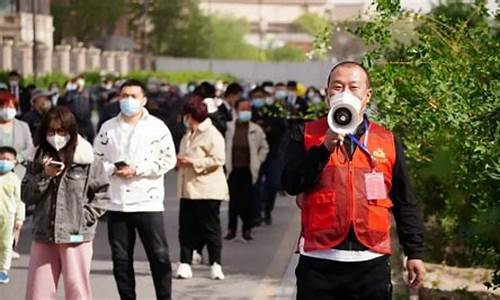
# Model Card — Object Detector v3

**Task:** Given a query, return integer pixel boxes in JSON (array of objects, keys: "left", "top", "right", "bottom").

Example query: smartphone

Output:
[
  {"left": 114, "top": 161, "right": 128, "bottom": 169},
  {"left": 48, "top": 160, "right": 64, "bottom": 169}
]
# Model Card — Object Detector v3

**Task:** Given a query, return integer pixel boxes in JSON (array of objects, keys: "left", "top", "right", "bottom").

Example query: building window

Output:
[{"left": 0, "top": 0, "right": 17, "bottom": 13}]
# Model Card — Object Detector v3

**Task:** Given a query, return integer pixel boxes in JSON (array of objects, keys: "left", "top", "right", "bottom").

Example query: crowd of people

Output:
[
  {"left": 1, "top": 62, "right": 426, "bottom": 299},
  {"left": 0, "top": 69, "right": 329, "bottom": 299}
]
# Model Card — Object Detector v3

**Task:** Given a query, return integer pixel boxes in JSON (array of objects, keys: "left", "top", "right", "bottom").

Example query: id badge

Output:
[
  {"left": 364, "top": 172, "right": 387, "bottom": 200},
  {"left": 69, "top": 234, "right": 84, "bottom": 243}
]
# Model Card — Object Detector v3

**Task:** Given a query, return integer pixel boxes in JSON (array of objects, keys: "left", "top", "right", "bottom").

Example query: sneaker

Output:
[
  {"left": 175, "top": 263, "right": 192, "bottom": 279},
  {"left": 210, "top": 263, "right": 225, "bottom": 280},
  {"left": 192, "top": 250, "right": 203, "bottom": 265},
  {"left": 242, "top": 230, "right": 253, "bottom": 241},
  {"left": 224, "top": 230, "right": 236, "bottom": 240},
  {"left": 0, "top": 271, "right": 9, "bottom": 284},
  {"left": 11, "top": 251, "right": 20, "bottom": 259}
]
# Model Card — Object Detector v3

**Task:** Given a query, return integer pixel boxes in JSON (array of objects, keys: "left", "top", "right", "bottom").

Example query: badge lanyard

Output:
[{"left": 346, "top": 119, "right": 375, "bottom": 170}]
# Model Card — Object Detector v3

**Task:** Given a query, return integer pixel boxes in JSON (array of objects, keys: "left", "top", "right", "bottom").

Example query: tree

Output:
[
  {"left": 265, "top": 44, "right": 305, "bottom": 62},
  {"left": 147, "top": 0, "right": 211, "bottom": 57},
  {"left": 293, "top": 12, "right": 331, "bottom": 36},
  {"left": 210, "top": 16, "right": 258, "bottom": 60},
  {"left": 51, "top": 0, "right": 127, "bottom": 45},
  {"left": 346, "top": 0, "right": 499, "bottom": 289}
]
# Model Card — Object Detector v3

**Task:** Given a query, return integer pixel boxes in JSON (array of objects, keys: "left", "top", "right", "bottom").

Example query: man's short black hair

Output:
[
  {"left": 235, "top": 98, "right": 251, "bottom": 110},
  {"left": 193, "top": 81, "right": 216, "bottom": 99},
  {"left": 326, "top": 61, "right": 371, "bottom": 88},
  {"left": 287, "top": 81, "right": 298, "bottom": 89},
  {"left": 120, "top": 79, "right": 146, "bottom": 94},
  {"left": 0, "top": 146, "right": 17, "bottom": 157},
  {"left": 8, "top": 70, "right": 21, "bottom": 78},
  {"left": 262, "top": 81, "right": 274, "bottom": 88},
  {"left": 225, "top": 82, "right": 243, "bottom": 97},
  {"left": 249, "top": 86, "right": 269, "bottom": 97}
]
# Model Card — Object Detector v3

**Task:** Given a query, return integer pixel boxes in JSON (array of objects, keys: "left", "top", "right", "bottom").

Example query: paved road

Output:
[{"left": 0, "top": 171, "right": 300, "bottom": 300}]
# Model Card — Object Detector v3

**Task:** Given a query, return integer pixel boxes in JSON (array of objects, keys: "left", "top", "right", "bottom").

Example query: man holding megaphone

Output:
[{"left": 282, "top": 61, "right": 425, "bottom": 299}]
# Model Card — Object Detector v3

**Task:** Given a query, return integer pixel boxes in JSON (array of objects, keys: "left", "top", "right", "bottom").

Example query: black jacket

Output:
[{"left": 281, "top": 118, "right": 424, "bottom": 259}]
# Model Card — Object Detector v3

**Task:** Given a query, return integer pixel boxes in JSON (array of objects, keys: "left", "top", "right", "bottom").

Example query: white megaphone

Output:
[{"left": 327, "top": 92, "right": 363, "bottom": 135}]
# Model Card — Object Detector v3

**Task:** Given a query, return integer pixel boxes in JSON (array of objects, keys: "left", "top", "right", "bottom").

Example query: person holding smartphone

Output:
[
  {"left": 21, "top": 106, "right": 109, "bottom": 300},
  {"left": 94, "top": 80, "right": 177, "bottom": 300}
]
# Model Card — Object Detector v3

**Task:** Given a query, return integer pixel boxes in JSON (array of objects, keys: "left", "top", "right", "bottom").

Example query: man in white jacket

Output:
[{"left": 94, "top": 80, "right": 176, "bottom": 300}]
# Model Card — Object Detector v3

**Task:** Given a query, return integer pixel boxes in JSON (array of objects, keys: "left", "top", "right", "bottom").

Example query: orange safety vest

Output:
[{"left": 301, "top": 117, "right": 396, "bottom": 254}]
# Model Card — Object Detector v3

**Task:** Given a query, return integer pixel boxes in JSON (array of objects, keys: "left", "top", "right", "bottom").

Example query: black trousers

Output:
[
  {"left": 179, "top": 199, "right": 222, "bottom": 265},
  {"left": 108, "top": 211, "right": 172, "bottom": 300},
  {"left": 228, "top": 167, "right": 253, "bottom": 232},
  {"left": 296, "top": 255, "right": 392, "bottom": 300},
  {"left": 256, "top": 157, "right": 283, "bottom": 217}
]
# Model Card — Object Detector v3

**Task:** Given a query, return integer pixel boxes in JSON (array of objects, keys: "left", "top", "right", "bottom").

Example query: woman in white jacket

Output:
[{"left": 176, "top": 96, "right": 228, "bottom": 280}]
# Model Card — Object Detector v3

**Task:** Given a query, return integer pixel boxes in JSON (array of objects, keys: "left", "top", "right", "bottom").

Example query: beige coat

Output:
[
  {"left": 226, "top": 121, "right": 269, "bottom": 184},
  {"left": 177, "top": 118, "right": 229, "bottom": 201}
]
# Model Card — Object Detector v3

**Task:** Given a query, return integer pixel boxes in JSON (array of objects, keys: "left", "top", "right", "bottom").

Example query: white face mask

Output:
[
  {"left": 0, "top": 107, "right": 17, "bottom": 121},
  {"left": 329, "top": 92, "right": 363, "bottom": 110},
  {"left": 46, "top": 134, "right": 70, "bottom": 151},
  {"left": 76, "top": 78, "right": 85, "bottom": 88},
  {"left": 265, "top": 97, "right": 275, "bottom": 105}
]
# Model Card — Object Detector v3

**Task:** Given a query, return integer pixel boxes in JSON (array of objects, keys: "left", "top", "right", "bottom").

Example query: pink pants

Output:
[{"left": 26, "top": 241, "right": 93, "bottom": 300}]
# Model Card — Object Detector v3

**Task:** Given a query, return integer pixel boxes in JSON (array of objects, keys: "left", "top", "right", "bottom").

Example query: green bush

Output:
[
  {"left": 344, "top": 0, "right": 499, "bottom": 288},
  {"left": 17, "top": 70, "right": 237, "bottom": 89},
  {"left": 24, "top": 73, "right": 70, "bottom": 88}
]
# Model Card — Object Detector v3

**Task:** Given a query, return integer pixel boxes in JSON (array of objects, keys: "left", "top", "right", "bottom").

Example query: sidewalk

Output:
[{"left": 0, "top": 172, "right": 301, "bottom": 299}]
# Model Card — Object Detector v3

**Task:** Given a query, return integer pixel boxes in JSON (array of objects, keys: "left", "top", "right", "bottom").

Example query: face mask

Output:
[
  {"left": 160, "top": 85, "right": 170, "bottom": 93},
  {"left": 311, "top": 96, "right": 322, "bottom": 104},
  {"left": 66, "top": 83, "right": 77, "bottom": 91},
  {"left": 265, "top": 97, "right": 275, "bottom": 106},
  {"left": 0, "top": 160, "right": 15, "bottom": 173},
  {"left": 76, "top": 79, "right": 85, "bottom": 88},
  {"left": 275, "top": 90, "right": 288, "bottom": 100},
  {"left": 238, "top": 111, "right": 252, "bottom": 122},
  {"left": 0, "top": 108, "right": 17, "bottom": 121},
  {"left": 264, "top": 86, "right": 274, "bottom": 94},
  {"left": 147, "top": 84, "right": 159, "bottom": 93},
  {"left": 40, "top": 102, "right": 51, "bottom": 113},
  {"left": 46, "top": 134, "right": 70, "bottom": 151},
  {"left": 329, "top": 92, "right": 362, "bottom": 109},
  {"left": 183, "top": 116, "right": 191, "bottom": 129},
  {"left": 120, "top": 97, "right": 143, "bottom": 117},
  {"left": 307, "top": 91, "right": 315, "bottom": 99},
  {"left": 252, "top": 98, "right": 265, "bottom": 108},
  {"left": 9, "top": 80, "right": 18, "bottom": 87}
]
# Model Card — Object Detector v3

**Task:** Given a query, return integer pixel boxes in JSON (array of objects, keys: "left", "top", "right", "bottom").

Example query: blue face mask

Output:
[
  {"left": 275, "top": 90, "right": 288, "bottom": 100},
  {"left": 0, "top": 160, "right": 15, "bottom": 173},
  {"left": 311, "top": 96, "right": 322, "bottom": 104},
  {"left": 183, "top": 116, "right": 191, "bottom": 130},
  {"left": 252, "top": 98, "right": 265, "bottom": 108},
  {"left": 120, "top": 97, "right": 143, "bottom": 117},
  {"left": 238, "top": 111, "right": 252, "bottom": 122}
]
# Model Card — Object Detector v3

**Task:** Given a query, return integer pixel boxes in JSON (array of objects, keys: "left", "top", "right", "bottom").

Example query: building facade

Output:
[
  {"left": 0, "top": 0, "right": 53, "bottom": 48},
  {"left": 199, "top": 0, "right": 368, "bottom": 50}
]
